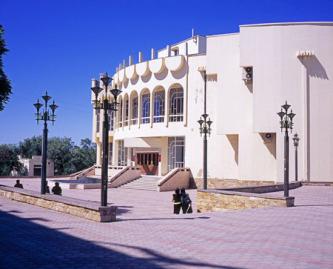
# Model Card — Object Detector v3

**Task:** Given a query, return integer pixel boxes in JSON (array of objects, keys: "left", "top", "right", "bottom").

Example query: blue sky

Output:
[{"left": 1, "top": 0, "right": 332, "bottom": 145}]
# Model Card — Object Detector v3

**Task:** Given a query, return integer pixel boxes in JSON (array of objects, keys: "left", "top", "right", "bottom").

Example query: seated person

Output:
[
  {"left": 52, "top": 182, "right": 62, "bottom": 195},
  {"left": 14, "top": 180, "right": 23, "bottom": 189}
]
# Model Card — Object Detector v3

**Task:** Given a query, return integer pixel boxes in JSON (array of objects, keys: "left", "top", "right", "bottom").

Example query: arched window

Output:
[
  {"left": 118, "top": 98, "right": 123, "bottom": 127},
  {"left": 141, "top": 92, "right": 150, "bottom": 124},
  {"left": 169, "top": 87, "right": 183, "bottom": 122},
  {"left": 124, "top": 95, "right": 129, "bottom": 126},
  {"left": 131, "top": 95, "right": 138, "bottom": 125},
  {"left": 153, "top": 90, "right": 165, "bottom": 123}
]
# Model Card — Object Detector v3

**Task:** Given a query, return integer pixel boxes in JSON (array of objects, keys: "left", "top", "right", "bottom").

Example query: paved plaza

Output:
[{"left": 0, "top": 178, "right": 333, "bottom": 269}]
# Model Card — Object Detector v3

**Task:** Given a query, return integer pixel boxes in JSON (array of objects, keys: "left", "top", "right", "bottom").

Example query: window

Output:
[
  {"left": 108, "top": 110, "right": 115, "bottom": 131},
  {"left": 108, "top": 142, "right": 113, "bottom": 165},
  {"left": 118, "top": 99, "right": 123, "bottom": 127},
  {"left": 169, "top": 87, "right": 183, "bottom": 122},
  {"left": 124, "top": 98, "right": 129, "bottom": 126},
  {"left": 168, "top": 137, "right": 185, "bottom": 171},
  {"left": 96, "top": 110, "right": 100, "bottom": 132},
  {"left": 131, "top": 96, "right": 138, "bottom": 125},
  {"left": 141, "top": 93, "right": 150, "bottom": 124},
  {"left": 153, "top": 90, "right": 165, "bottom": 123},
  {"left": 117, "top": 140, "right": 127, "bottom": 166}
]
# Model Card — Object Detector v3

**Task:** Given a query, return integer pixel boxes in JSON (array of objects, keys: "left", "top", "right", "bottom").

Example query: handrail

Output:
[
  {"left": 158, "top": 168, "right": 181, "bottom": 186},
  {"left": 157, "top": 167, "right": 192, "bottom": 192},
  {"left": 109, "top": 166, "right": 130, "bottom": 183}
]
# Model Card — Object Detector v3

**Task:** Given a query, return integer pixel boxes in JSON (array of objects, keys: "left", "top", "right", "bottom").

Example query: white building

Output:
[
  {"left": 91, "top": 22, "right": 333, "bottom": 183},
  {"left": 19, "top": 155, "right": 54, "bottom": 177}
]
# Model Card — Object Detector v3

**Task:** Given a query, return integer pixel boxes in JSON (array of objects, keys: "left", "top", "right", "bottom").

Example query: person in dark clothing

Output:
[
  {"left": 181, "top": 188, "right": 193, "bottom": 214},
  {"left": 52, "top": 182, "right": 62, "bottom": 195},
  {"left": 172, "top": 188, "right": 181, "bottom": 214},
  {"left": 14, "top": 180, "right": 23, "bottom": 189},
  {"left": 45, "top": 184, "right": 50, "bottom": 194}
]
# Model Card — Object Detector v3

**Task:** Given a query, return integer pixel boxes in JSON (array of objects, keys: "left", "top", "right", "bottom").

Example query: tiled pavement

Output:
[{"left": 0, "top": 178, "right": 333, "bottom": 269}]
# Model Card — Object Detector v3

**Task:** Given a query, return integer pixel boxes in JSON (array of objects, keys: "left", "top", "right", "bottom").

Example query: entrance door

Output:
[
  {"left": 33, "top": 165, "right": 41, "bottom": 176},
  {"left": 136, "top": 152, "right": 159, "bottom": 175}
]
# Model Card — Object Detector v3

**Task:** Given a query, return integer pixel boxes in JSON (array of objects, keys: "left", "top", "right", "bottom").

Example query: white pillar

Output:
[
  {"left": 151, "top": 48, "right": 155, "bottom": 60},
  {"left": 138, "top": 51, "right": 143, "bottom": 63},
  {"left": 165, "top": 89, "right": 169, "bottom": 127},
  {"left": 138, "top": 93, "right": 142, "bottom": 127},
  {"left": 166, "top": 45, "right": 171, "bottom": 57},
  {"left": 150, "top": 91, "right": 153, "bottom": 127}
]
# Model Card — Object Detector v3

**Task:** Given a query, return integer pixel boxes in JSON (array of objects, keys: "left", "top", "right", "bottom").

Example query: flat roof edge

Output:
[{"left": 240, "top": 21, "right": 333, "bottom": 28}]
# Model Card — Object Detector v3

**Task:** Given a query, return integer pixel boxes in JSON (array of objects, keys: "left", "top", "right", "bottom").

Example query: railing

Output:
[
  {"left": 131, "top": 118, "right": 138, "bottom": 125},
  {"left": 153, "top": 115, "right": 164, "bottom": 123},
  {"left": 169, "top": 114, "right": 183, "bottom": 122},
  {"left": 141, "top": 116, "right": 150, "bottom": 124}
]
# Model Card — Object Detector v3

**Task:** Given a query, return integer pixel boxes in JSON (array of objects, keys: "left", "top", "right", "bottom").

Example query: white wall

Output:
[{"left": 240, "top": 23, "right": 333, "bottom": 181}]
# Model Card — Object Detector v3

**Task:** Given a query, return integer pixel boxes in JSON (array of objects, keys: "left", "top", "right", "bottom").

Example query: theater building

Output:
[{"left": 91, "top": 22, "right": 333, "bottom": 183}]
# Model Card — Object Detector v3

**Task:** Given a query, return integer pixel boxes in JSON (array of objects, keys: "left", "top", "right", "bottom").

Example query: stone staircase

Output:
[{"left": 119, "top": 175, "right": 162, "bottom": 191}]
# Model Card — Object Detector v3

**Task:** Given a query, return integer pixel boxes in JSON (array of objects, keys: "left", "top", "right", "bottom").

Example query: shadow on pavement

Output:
[
  {"left": 96, "top": 242, "right": 241, "bottom": 269},
  {"left": 0, "top": 210, "right": 239, "bottom": 269}
]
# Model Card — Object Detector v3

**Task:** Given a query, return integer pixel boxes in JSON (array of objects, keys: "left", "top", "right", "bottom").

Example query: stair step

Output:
[{"left": 119, "top": 176, "right": 162, "bottom": 191}]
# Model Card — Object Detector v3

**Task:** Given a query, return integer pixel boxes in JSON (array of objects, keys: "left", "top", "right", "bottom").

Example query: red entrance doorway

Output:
[{"left": 136, "top": 152, "right": 159, "bottom": 175}]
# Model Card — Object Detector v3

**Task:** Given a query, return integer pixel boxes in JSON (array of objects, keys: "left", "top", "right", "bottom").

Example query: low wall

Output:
[
  {"left": 95, "top": 165, "right": 125, "bottom": 177},
  {"left": 0, "top": 185, "right": 116, "bottom": 222},
  {"left": 194, "top": 178, "right": 275, "bottom": 189},
  {"left": 197, "top": 189, "right": 294, "bottom": 213},
  {"left": 223, "top": 181, "right": 302, "bottom": 193}
]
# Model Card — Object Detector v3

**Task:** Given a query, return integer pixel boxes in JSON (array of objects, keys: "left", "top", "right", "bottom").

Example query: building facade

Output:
[
  {"left": 19, "top": 155, "right": 54, "bottom": 177},
  {"left": 92, "top": 22, "right": 333, "bottom": 182}
]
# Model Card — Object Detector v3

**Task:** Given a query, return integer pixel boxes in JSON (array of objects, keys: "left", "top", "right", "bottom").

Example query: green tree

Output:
[
  {"left": 71, "top": 138, "right": 96, "bottom": 172},
  {"left": 17, "top": 136, "right": 96, "bottom": 175},
  {"left": 48, "top": 137, "right": 75, "bottom": 175},
  {"left": 0, "top": 144, "right": 23, "bottom": 176},
  {"left": 0, "top": 25, "right": 12, "bottom": 111},
  {"left": 18, "top": 136, "right": 42, "bottom": 158}
]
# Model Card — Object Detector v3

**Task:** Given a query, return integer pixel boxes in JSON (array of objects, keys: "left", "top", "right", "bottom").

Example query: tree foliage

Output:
[
  {"left": 0, "top": 25, "right": 12, "bottom": 111},
  {"left": 0, "top": 144, "right": 24, "bottom": 176},
  {"left": 17, "top": 136, "right": 96, "bottom": 175}
]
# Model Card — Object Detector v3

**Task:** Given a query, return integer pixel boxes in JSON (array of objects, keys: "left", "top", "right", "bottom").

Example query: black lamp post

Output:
[
  {"left": 197, "top": 68, "right": 212, "bottom": 190},
  {"left": 277, "top": 101, "right": 295, "bottom": 197},
  {"left": 33, "top": 91, "right": 58, "bottom": 194},
  {"left": 292, "top": 133, "right": 300, "bottom": 182},
  {"left": 91, "top": 73, "right": 121, "bottom": 207}
]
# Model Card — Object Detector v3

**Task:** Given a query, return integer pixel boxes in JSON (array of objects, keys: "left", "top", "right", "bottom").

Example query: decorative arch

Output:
[
  {"left": 152, "top": 86, "right": 165, "bottom": 123},
  {"left": 168, "top": 84, "right": 184, "bottom": 122}
]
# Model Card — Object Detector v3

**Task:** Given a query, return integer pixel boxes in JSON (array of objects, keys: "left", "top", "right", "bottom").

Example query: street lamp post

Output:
[
  {"left": 197, "top": 68, "right": 212, "bottom": 190},
  {"left": 91, "top": 73, "right": 121, "bottom": 207},
  {"left": 33, "top": 91, "right": 58, "bottom": 194},
  {"left": 292, "top": 133, "right": 300, "bottom": 182},
  {"left": 277, "top": 101, "right": 296, "bottom": 197}
]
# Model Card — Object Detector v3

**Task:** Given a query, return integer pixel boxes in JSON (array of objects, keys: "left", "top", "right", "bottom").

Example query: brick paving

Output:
[{"left": 0, "top": 177, "right": 333, "bottom": 269}]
